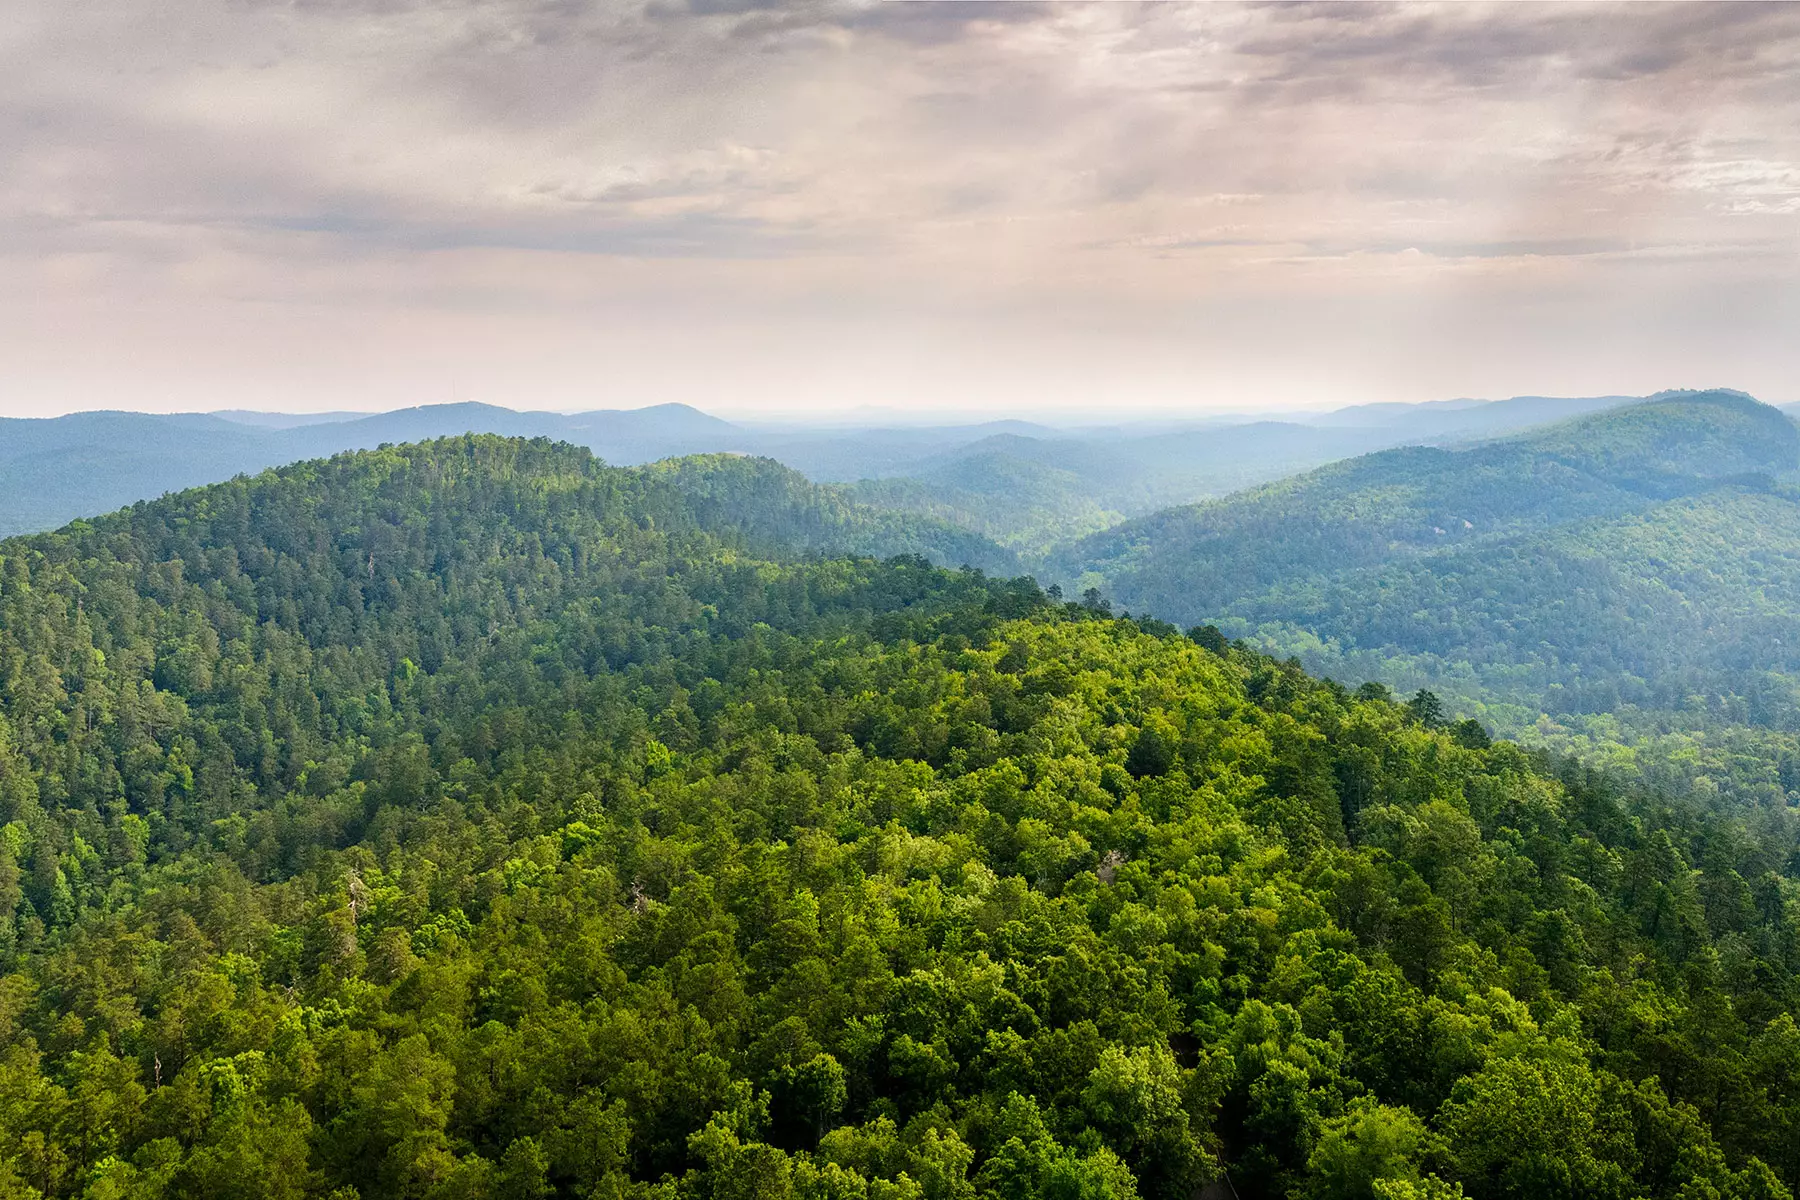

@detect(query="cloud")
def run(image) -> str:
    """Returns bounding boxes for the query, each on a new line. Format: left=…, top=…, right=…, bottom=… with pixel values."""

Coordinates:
left=2, top=0, right=1800, bottom=416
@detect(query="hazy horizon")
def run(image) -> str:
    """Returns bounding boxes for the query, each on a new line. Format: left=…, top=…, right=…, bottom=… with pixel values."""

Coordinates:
left=3, top=388, right=1767, bottom=430
left=6, top=2, right=1800, bottom=418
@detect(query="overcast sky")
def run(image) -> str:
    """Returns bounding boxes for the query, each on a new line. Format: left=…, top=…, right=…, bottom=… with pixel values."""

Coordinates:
left=5, top=1, right=1799, bottom=418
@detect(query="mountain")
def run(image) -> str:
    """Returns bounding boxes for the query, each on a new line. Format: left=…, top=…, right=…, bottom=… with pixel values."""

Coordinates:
left=0, top=403, right=750, bottom=538
left=722, top=420, right=1069, bottom=482
left=644, top=453, right=1021, bottom=575
left=1057, top=390, right=1795, bottom=613
left=845, top=452, right=1128, bottom=553
left=829, top=396, right=1654, bottom=547
left=831, top=422, right=1476, bottom=551
left=894, top=423, right=1401, bottom=511
left=1, top=435, right=1799, bottom=1200
left=0, top=393, right=1668, bottom=542
left=0, top=410, right=289, bottom=536
left=1301, top=392, right=1637, bottom=434
left=1052, top=390, right=1800, bottom=741
left=276, top=401, right=746, bottom=464
left=213, top=409, right=373, bottom=428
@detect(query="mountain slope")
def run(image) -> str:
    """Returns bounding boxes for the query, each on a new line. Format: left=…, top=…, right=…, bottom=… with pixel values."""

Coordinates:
left=846, top=452, right=1127, bottom=553
left=830, top=396, right=1655, bottom=547
left=1053, top=391, right=1800, bottom=734
left=0, top=393, right=1666, bottom=542
left=1240, top=487, right=1800, bottom=714
left=0, top=403, right=750, bottom=537
left=1, top=436, right=1799, bottom=1199
left=1304, top=391, right=1636, bottom=434
left=0, top=411, right=289, bottom=535
left=643, top=453, right=1022, bottom=574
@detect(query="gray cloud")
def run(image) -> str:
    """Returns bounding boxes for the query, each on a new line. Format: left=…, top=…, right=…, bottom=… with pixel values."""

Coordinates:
left=2, top=1, right=1799, bottom=417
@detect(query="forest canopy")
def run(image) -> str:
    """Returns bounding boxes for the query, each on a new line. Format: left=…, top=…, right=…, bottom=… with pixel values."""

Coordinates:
left=0, top=437, right=1798, bottom=1200
left=1051, top=393, right=1800, bottom=768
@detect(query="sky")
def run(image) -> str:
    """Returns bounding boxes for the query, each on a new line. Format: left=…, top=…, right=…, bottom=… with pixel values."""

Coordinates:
left=4, top=1, right=1800, bottom=419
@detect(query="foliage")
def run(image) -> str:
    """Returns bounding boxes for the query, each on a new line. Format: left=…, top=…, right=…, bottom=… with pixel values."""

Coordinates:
left=1051, top=393, right=1800, bottom=766
left=645, top=454, right=1019, bottom=575
left=0, top=437, right=1797, bottom=1200
left=846, top=454, right=1125, bottom=557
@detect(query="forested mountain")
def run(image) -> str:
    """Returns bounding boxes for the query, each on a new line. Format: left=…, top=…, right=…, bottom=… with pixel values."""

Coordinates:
left=1052, top=391, right=1800, bottom=748
left=0, top=412, right=282, bottom=538
left=2, top=436, right=1800, bottom=1200
left=0, top=404, right=738, bottom=539
left=643, top=454, right=1020, bottom=576
left=839, top=425, right=1398, bottom=544
left=0, top=394, right=1644, bottom=541
left=1301, top=393, right=1637, bottom=436
left=846, top=454, right=1127, bottom=555
left=828, top=397, right=1642, bottom=548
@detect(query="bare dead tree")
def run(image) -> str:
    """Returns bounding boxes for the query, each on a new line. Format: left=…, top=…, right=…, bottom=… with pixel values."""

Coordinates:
left=1098, top=849, right=1127, bottom=885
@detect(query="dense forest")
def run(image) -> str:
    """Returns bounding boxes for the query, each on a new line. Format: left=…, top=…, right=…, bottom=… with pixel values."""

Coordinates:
left=1056, top=390, right=1796, bottom=623
left=833, top=399, right=1640, bottom=554
left=643, top=454, right=1019, bottom=577
left=1051, top=393, right=1800, bottom=759
left=846, top=454, right=1126, bottom=557
left=2, top=437, right=1800, bottom=1199
left=0, top=393, right=1642, bottom=543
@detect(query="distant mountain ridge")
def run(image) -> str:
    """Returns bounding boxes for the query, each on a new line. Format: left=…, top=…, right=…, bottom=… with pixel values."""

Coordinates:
left=642, top=453, right=1022, bottom=575
left=1056, top=390, right=1796, bottom=611
left=1299, top=392, right=1637, bottom=431
left=0, top=402, right=743, bottom=537
left=783, top=393, right=1658, bottom=544
left=1052, top=389, right=1800, bottom=737
left=0, top=391, right=1664, bottom=539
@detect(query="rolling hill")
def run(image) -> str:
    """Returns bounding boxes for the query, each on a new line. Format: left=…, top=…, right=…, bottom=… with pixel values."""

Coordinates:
left=0, top=393, right=1649, bottom=542
left=825, top=395, right=1648, bottom=547
left=845, top=452, right=1128, bottom=553
left=1, top=435, right=1798, bottom=1200
left=0, top=402, right=743, bottom=537
left=1051, top=390, right=1800, bottom=741
left=643, top=453, right=1021, bottom=575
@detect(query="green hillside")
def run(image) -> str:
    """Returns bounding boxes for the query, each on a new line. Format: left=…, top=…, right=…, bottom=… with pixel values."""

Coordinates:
left=0, top=394, right=1652, bottom=542
left=1235, top=487, right=1800, bottom=709
left=1055, top=391, right=1796, bottom=616
left=846, top=453, right=1126, bottom=554
left=1051, top=392, right=1800, bottom=746
left=0, top=404, right=747, bottom=540
left=825, top=396, right=1647, bottom=551
left=1511, top=393, right=1797, bottom=490
left=643, top=453, right=1021, bottom=575
left=3, top=437, right=1800, bottom=1199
